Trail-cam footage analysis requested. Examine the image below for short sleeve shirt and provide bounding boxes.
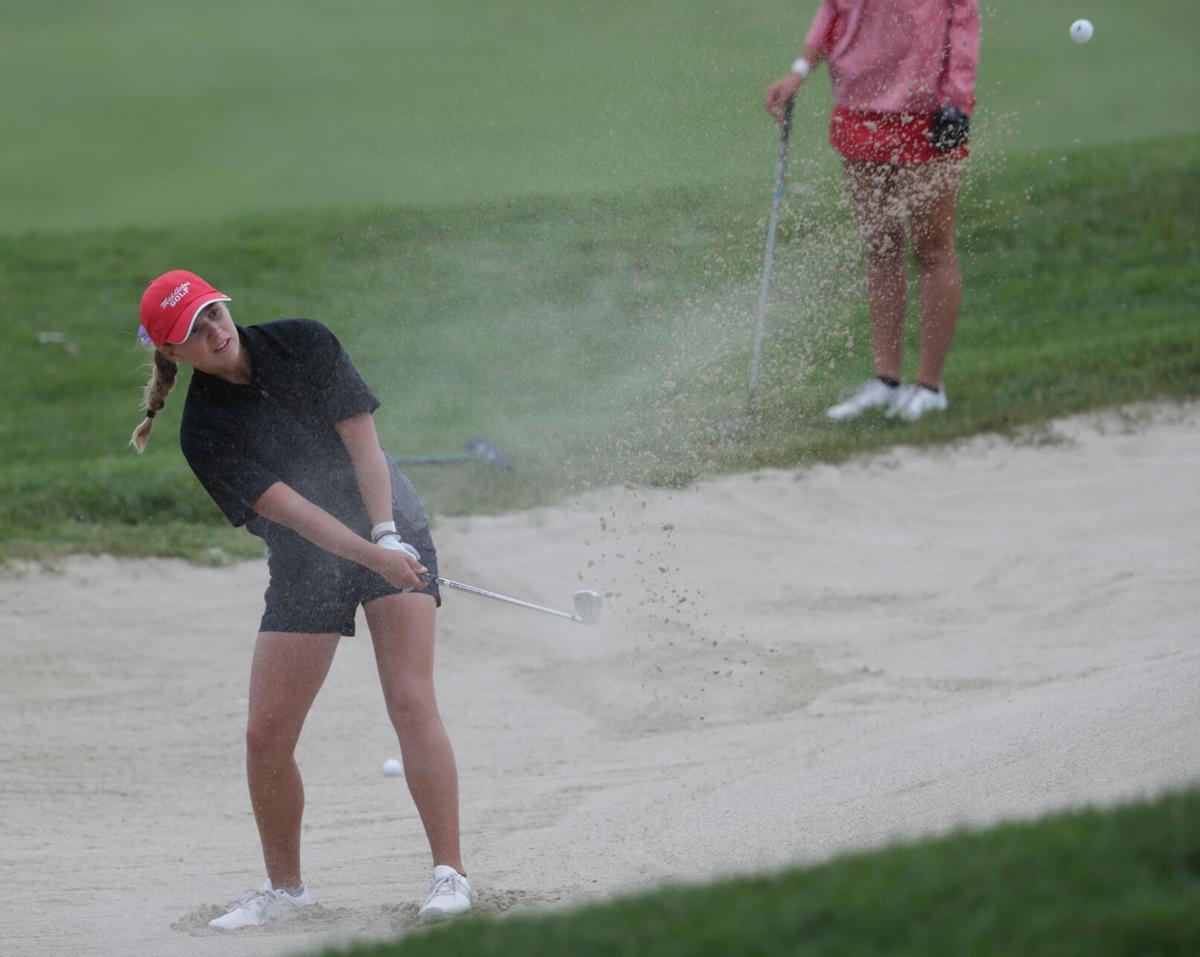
[180,319,379,541]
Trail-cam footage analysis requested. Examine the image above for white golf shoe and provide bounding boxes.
[826,378,902,421]
[208,880,314,931]
[888,384,949,421]
[417,865,473,922]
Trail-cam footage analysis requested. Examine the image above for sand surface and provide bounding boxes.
[2,402,1198,956]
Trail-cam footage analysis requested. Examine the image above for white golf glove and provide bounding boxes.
[371,521,421,562]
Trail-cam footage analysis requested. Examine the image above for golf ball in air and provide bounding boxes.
[1069,19,1094,43]
[382,758,403,776]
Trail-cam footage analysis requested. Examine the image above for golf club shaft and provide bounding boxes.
[391,438,516,470]
[430,575,580,621]
[391,453,475,464]
[746,97,794,415]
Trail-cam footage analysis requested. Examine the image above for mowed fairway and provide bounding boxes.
[1,2,1199,955]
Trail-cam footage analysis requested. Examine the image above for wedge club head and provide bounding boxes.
[571,590,603,625]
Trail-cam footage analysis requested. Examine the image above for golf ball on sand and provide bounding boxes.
[382,758,403,776]
[1070,19,1094,43]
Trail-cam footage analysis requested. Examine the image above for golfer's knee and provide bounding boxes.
[385,679,437,730]
[863,228,904,264]
[245,715,300,763]
[912,234,956,272]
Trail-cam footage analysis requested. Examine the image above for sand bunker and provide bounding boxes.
[2,401,1197,957]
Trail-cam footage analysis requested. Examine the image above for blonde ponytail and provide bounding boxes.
[129,349,180,453]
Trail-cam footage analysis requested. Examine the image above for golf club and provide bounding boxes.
[424,574,602,625]
[392,437,516,470]
[724,97,795,431]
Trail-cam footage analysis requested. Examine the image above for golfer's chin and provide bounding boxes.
[195,340,241,376]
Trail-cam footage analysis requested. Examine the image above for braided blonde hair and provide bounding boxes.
[129,349,180,453]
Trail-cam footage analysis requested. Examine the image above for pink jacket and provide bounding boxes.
[805,0,980,114]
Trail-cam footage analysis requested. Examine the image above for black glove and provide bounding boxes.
[931,105,970,152]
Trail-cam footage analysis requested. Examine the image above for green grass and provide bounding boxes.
[3,1,1197,562]
[316,787,1200,957]
[3,0,1198,233]
[2,131,1198,561]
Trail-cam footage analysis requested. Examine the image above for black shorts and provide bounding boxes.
[258,455,438,636]
[259,525,441,637]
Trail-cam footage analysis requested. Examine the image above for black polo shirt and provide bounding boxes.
[180,319,379,543]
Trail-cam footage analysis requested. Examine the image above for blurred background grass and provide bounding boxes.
[1,0,1197,562]
[3,0,1197,232]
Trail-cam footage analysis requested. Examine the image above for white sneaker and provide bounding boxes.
[417,865,473,922]
[888,384,949,421]
[208,880,314,931]
[826,378,902,421]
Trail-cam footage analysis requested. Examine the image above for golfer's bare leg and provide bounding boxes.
[903,160,963,388]
[365,592,464,873]
[246,631,341,888]
[845,159,907,382]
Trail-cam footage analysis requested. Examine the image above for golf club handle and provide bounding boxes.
[780,96,794,145]
[775,98,794,185]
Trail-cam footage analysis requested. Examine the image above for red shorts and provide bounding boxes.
[830,107,968,165]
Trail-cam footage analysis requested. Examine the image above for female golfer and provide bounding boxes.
[765,0,980,421]
[130,269,472,928]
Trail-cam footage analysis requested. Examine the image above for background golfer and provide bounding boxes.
[765,0,981,422]
[130,269,473,928]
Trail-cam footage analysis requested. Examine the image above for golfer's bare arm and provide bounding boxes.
[252,480,425,589]
[765,42,824,118]
[334,412,395,530]
[252,484,380,566]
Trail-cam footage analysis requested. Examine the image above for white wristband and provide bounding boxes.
[791,57,811,78]
[371,520,397,543]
